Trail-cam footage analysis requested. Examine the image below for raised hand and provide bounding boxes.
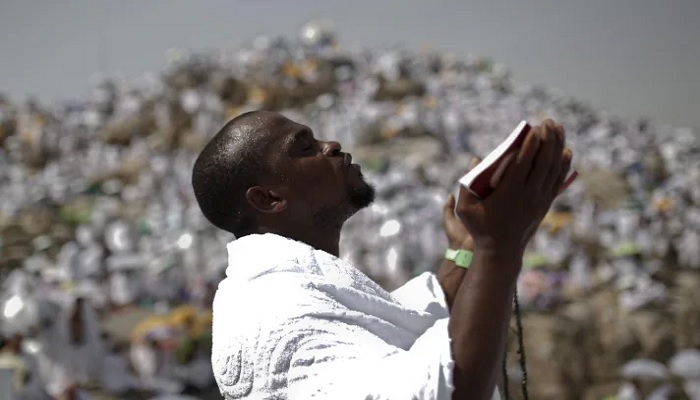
[454,120,572,259]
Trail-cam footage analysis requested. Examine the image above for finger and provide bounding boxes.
[511,126,541,185]
[544,119,564,144]
[526,125,557,193]
[444,194,456,215]
[443,193,457,226]
[553,121,565,144]
[553,148,573,197]
[490,152,515,188]
[541,124,565,196]
[469,157,481,171]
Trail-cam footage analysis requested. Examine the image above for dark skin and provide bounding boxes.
[241,112,571,400]
[245,111,374,256]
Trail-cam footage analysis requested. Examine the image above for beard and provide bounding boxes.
[347,180,376,210]
[312,180,376,230]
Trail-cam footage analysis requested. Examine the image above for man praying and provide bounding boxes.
[192,111,571,399]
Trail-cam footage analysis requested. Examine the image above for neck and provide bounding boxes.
[257,224,342,257]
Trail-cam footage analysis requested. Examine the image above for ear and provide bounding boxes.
[245,186,287,214]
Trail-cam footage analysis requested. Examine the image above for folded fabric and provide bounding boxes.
[213,233,462,399]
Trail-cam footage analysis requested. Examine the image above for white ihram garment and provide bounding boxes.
[212,233,500,400]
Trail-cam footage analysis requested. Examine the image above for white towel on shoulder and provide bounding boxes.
[212,233,495,399]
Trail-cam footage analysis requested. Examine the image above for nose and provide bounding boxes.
[321,140,342,156]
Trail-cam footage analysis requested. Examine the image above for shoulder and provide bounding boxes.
[211,271,333,336]
[225,233,323,280]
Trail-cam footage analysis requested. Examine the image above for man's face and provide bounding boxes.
[260,113,375,227]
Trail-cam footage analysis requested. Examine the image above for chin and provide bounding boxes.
[348,180,376,210]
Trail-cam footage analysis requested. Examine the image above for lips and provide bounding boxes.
[343,153,363,177]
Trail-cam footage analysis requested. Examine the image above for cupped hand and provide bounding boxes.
[455,119,572,259]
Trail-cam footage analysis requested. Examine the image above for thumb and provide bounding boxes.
[444,193,456,216]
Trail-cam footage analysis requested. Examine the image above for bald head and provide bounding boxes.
[192,111,271,236]
[193,110,375,250]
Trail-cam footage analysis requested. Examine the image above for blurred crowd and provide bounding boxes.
[0,22,698,399]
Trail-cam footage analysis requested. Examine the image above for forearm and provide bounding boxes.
[440,255,516,389]
[436,258,467,310]
[436,239,470,310]
[448,246,522,400]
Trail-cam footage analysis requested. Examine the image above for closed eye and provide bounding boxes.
[288,127,317,156]
[301,141,317,153]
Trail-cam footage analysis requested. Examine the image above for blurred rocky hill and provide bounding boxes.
[0,23,698,399]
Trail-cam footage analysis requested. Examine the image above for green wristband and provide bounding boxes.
[445,248,473,269]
